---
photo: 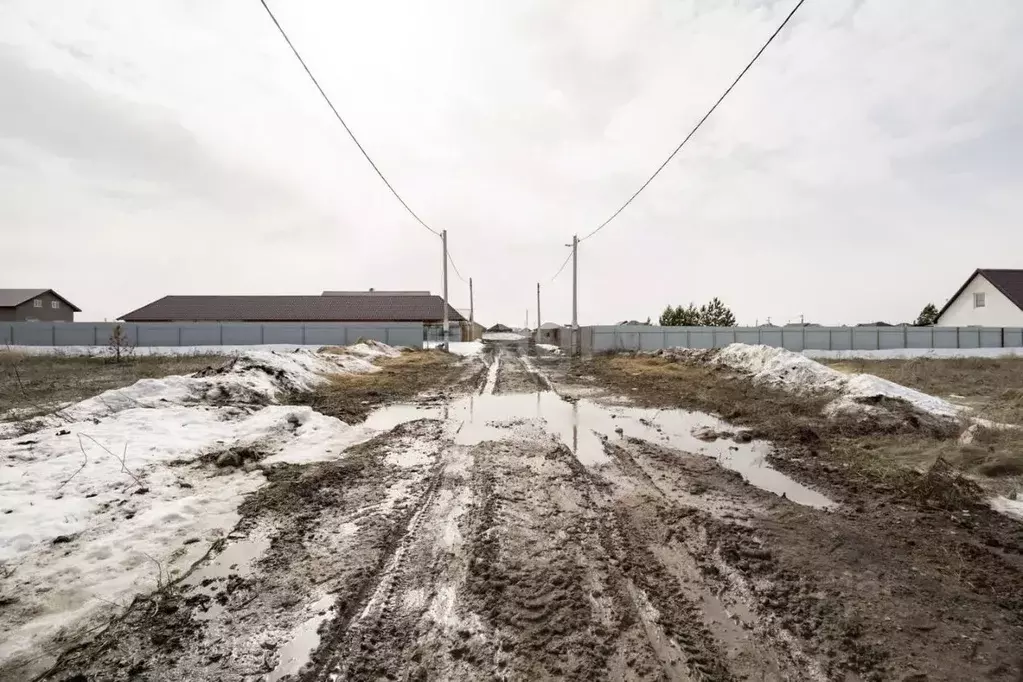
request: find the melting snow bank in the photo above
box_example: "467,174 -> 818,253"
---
990,496 -> 1023,521
709,344 -> 962,421
0,343 -> 396,675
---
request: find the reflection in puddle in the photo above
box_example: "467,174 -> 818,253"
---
362,392 -> 834,509
182,532 -> 271,620
268,593 -> 335,682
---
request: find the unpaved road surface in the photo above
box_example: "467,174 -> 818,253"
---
37,346 -> 1023,681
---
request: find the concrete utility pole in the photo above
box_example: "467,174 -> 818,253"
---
469,277 -> 475,341
571,234 -> 579,355
442,229 -> 449,349
536,282 -> 541,343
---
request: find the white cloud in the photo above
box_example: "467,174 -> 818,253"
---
1,0 -> 1021,325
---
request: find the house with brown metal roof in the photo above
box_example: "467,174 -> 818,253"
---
935,269 -> 1023,326
0,289 -> 80,322
119,291 -> 466,338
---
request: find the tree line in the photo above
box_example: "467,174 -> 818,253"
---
659,298 -> 736,327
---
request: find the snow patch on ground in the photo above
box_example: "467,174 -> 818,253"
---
445,341 -> 484,357
713,344 -> 962,419
0,343 -> 398,671
990,496 -> 1023,521
482,332 -> 527,342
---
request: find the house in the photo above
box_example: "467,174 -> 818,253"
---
537,322 -> 565,345
935,269 -> 1023,327
456,309 -> 485,341
120,291 -> 465,339
0,289 -> 80,322
487,323 -> 513,333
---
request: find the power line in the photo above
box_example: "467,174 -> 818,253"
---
579,0 -> 806,242
447,250 -> 468,284
258,0 -> 441,238
548,248 -> 573,283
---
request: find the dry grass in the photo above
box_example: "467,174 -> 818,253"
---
576,353 -> 1023,503
293,349 -> 465,423
823,357 -> 1023,426
0,351 -> 227,422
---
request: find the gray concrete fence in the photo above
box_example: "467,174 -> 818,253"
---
574,325 -> 1023,354
1,322 -> 426,348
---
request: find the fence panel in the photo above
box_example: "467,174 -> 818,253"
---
179,324 -> 223,346
3,322 -> 425,348
1006,329 -> 1023,347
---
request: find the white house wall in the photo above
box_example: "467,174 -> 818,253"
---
937,274 -> 1023,326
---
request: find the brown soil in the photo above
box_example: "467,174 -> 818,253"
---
541,352 -> 1023,681
291,349 -> 483,423
0,352 -> 228,424
27,347 -> 1023,682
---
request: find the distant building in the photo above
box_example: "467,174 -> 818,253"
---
537,322 -> 565,345
935,269 -> 1023,326
120,291 -> 464,339
0,289 -> 80,322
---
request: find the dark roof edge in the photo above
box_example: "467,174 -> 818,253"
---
979,269 -> 1023,312
11,288 -> 82,312
935,269 -> 1023,320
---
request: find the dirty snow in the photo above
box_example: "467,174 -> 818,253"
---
482,331 -> 526,342
990,495 -> 1023,521
0,343 -> 399,671
713,344 -> 962,419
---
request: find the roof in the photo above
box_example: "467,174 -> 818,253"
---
936,269 -> 1023,320
0,289 -> 81,312
539,322 -> 564,329
120,295 -> 465,322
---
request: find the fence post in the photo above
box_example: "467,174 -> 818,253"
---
801,325 -> 806,352
1002,327 -> 1005,348
828,327 -> 832,351
177,326 -> 182,347
956,327 -> 960,348
686,328 -> 691,348
260,325 -> 265,345
93,325 -> 98,346
220,324 -> 224,346
875,326 -> 880,350
663,329 -> 667,350
903,325 -> 908,349
344,326 -> 349,346
931,326 -> 935,348
758,327 -> 762,345
385,328 -> 390,345
302,324 -> 306,345
51,324 -> 56,346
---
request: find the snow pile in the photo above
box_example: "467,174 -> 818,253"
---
990,496 -> 1023,521
446,341 -> 484,357
713,344 -> 962,420
0,343 -> 395,672
483,331 -> 526,342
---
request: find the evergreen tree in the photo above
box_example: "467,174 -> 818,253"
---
914,303 -> 939,326
699,297 -> 737,327
659,305 -> 678,326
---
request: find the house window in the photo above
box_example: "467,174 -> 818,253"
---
33,299 -> 42,308
974,292 -> 986,308
51,300 -> 60,309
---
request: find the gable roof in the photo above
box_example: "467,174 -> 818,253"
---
120,295 -> 465,322
0,289 -> 81,312
936,269 -> 1023,320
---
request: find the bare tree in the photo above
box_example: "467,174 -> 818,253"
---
107,325 -> 136,363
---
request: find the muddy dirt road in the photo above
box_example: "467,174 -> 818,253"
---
39,346 -> 1022,681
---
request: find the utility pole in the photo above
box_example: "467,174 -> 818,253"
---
571,234 -> 579,355
469,277 -> 475,341
536,282 -> 541,344
441,230 -> 449,349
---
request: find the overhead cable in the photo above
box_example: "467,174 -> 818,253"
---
258,0 -> 441,238
579,0 -> 807,242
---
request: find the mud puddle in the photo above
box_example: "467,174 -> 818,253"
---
363,391 -> 834,508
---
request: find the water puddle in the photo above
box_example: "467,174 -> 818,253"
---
362,392 -> 834,509
182,532 -> 272,620
268,593 -> 335,682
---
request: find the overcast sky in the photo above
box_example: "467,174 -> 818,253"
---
2,0 -> 1022,326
